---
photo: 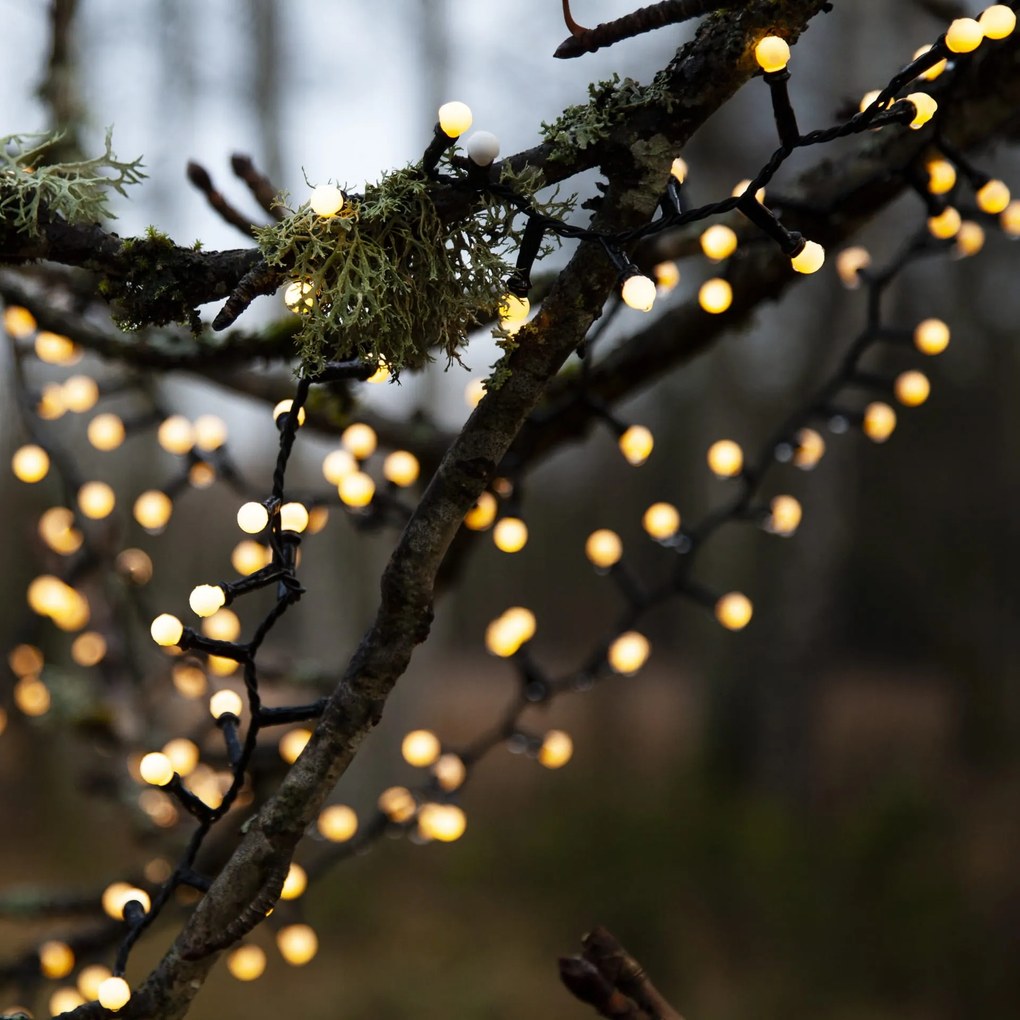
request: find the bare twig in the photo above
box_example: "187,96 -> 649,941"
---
186,161 -> 260,237
231,153 -> 286,221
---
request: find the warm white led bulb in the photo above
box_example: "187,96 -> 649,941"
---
139,751 -> 175,787
189,584 -> 226,618
438,101 -> 472,138
237,501 -> 269,534
309,184 -> 344,217
755,35 -> 790,72
791,240 -> 825,274
621,274 -> 656,312
150,613 -> 184,647
97,976 -> 131,1011
209,689 -> 243,719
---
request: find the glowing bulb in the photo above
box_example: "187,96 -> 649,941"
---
654,261 -> 680,291
140,751 -> 175,787
465,378 -> 487,407
585,529 -> 622,568
608,631 -> 650,675
836,246 -> 871,288
863,401 -> 897,442
715,592 -> 753,630
859,89 -> 881,113
9,643 -> 43,677
237,501 -> 269,534
280,501 -> 309,533
928,206 -> 961,239
209,689 -> 243,719
895,370 -> 930,407
904,92 -> 937,129
926,159 -> 956,195
914,44 -> 947,81
117,548 -> 153,584
383,451 -> 420,487
465,130 -> 500,165
485,607 -> 536,657
35,330 -> 79,364
767,495 -> 802,536
700,224 -> 738,261
914,318 -> 950,355
493,516 -> 528,553
71,631 -> 107,667
621,274 -> 656,312
133,490 -> 172,531
1001,200 -> 1020,235
77,964 -> 112,1001
38,941 -> 75,979
642,502 -> 680,539
379,785 -> 417,821
707,439 -> 744,478
341,422 -> 377,459
194,414 -> 228,449
417,803 -> 466,842
163,738 -> 199,776
172,662 -> 207,698
37,382 -> 65,420
433,753 -> 467,791
189,584 -> 226,618
228,945 -> 267,981
699,278 -> 732,314
976,178 -> 1010,214
231,540 -> 268,576
538,730 -> 573,769
97,976 -> 131,1011
954,221 -> 985,257
464,491 -> 497,530
322,449 -> 357,484
755,35 -> 790,72
150,613 -> 183,647
309,184 -> 344,216
731,178 -> 766,203
202,608 -> 241,642
670,157 -> 687,183
284,281 -> 314,312
318,804 -> 358,842
38,507 -> 82,555
273,399 -> 306,426
945,17 -> 984,52
618,424 -> 654,466
280,863 -> 307,900
338,471 -> 375,507
11,444 -> 49,483
78,480 -> 115,519
157,415 -> 195,455
402,729 -> 441,767
438,100 -> 472,138
14,676 -> 50,715
791,240 -> 825,274
279,728 -> 311,764
88,412 -> 126,450
61,375 -> 99,412
981,4 -> 1016,38
498,293 -> 530,334
3,305 -> 36,337
100,882 -> 135,919
366,358 -> 390,384
50,988 -> 86,1015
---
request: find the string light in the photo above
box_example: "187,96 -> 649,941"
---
790,240 -> 825,274
34,330 -> 79,365
9,643 -> 43,676
914,44 -> 947,81
272,399 -> 306,426
754,35 -> 791,73
537,730 -> 573,769
642,502 -> 680,539
71,631 -> 107,666
499,294 -> 530,333
493,516 -> 528,553
280,501 -> 310,533
715,592 -> 753,630
284,281 -> 314,313
607,631 -> 650,675
280,863 -> 308,900
133,490 -> 173,531
945,17 -> 984,52
279,728 -> 312,764
157,415 -> 195,455
237,501 -> 270,534
38,507 -> 84,554
150,613 -> 184,647
466,131 -> 500,166
417,803 -> 467,842
654,261 -> 680,291
88,412 -> 126,450
670,157 -> 687,183
203,608 -> 241,642
162,738 -> 200,776
438,101 -> 473,138
172,662 -> 207,698
14,676 -> 50,715
894,370 -> 931,407
401,729 -> 441,767
903,92 -> 937,129
707,439 -> 743,478
913,318 -> 950,355
378,786 -> 417,822
700,224 -> 738,261
38,940 -> 75,979
954,221 -> 985,257
139,752 -> 175,787
338,471 -> 375,507
433,753 -> 467,791
276,924 -> 319,966
927,206 -> 961,239
766,495 -> 802,537
97,976 -> 131,1012
318,804 -> 359,842
322,448 -> 357,484
61,374 -> 99,412
621,273 -> 657,312
50,989 -> 85,1015
699,278 -> 732,314
231,540 -> 270,575
485,607 -> 536,657
189,584 -> 226,617
77,964 -> 112,1001
3,304 -> 36,337
227,945 -> 267,981
976,178 -> 1011,214
78,480 -> 116,519
585,529 -> 623,568
341,423 -> 377,459
836,247 -> 871,288
37,381 -> 66,420
383,451 -> 420,487
464,492 -> 497,530
863,401 -> 897,442
926,158 -> 957,195
209,689 -> 243,719
979,5 -> 1017,38
618,424 -> 654,466
11,444 -> 49,483
465,378 -> 488,407
309,184 -> 345,217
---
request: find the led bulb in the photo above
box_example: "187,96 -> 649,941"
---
585,529 -> 622,569
35,330 -> 79,364
755,35 -> 790,72
537,730 -> 573,769
791,240 -> 825,274
642,502 -> 680,539
284,281 -> 314,313
280,863 -> 307,900
954,221 -> 985,257
318,804 -> 358,842
150,613 -> 183,647
97,976 -> 131,1011
11,444 -> 49,483
202,608 -> 241,642
133,490 -> 173,531
859,89 -> 881,114
699,278 -> 733,314
378,785 -> 417,821
3,305 -> 36,338
383,450 -> 420,487
976,178 -> 1010,214
465,130 -> 500,165
338,471 -> 375,507
926,159 -> 957,195
322,449 -> 356,484
237,501 -> 269,534
279,728 -> 312,764
157,415 -> 195,455
309,184 -> 344,217
61,375 -> 98,413
194,414 -> 228,450
498,293 -> 530,333
38,940 -> 75,979
78,481 -> 116,519
14,675 -> 51,715
715,592 -> 753,631
618,424 -> 654,466
433,753 -> 467,791
280,501 -> 309,533
417,803 -> 467,842
1000,200 -> 1020,235
117,548 -> 153,584
895,370 -> 931,407
767,495 -> 802,536
485,607 -> 536,657
438,100 -> 472,138
608,631 -> 650,675
273,399 -> 306,426
654,261 -> 680,291
209,689 -> 243,719
77,964 -> 112,1001
231,540 -> 269,576
980,4 -> 1017,39
836,246 -> 871,288
139,751 -> 175,787
700,224 -> 738,261
914,44 -> 947,81
341,422 -> 378,459
163,738 -> 199,776
863,401 -> 897,442
189,584 -> 226,617
621,274 -> 656,312
731,178 -> 766,203
904,92 -> 937,129
71,631 -> 107,667
493,516 -> 528,553
945,17 -> 984,52
402,729 -> 441,767
670,156 -> 688,183
228,945 -> 267,982
464,491 -> 497,530
928,206 -> 961,239
50,988 -> 86,1015
88,412 -> 126,451
914,318 -> 950,355
707,439 -> 744,478
9,643 -> 44,677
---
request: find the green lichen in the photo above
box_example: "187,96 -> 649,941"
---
255,159 -> 572,376
0,129 -> 145,233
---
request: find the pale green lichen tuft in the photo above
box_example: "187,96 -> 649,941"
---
0,129 -> 145,233
255,159 -> 572,376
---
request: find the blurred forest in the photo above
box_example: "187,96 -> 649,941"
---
2,2 -> 1020,1018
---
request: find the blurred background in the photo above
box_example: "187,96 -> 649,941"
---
2,1 -> 1020,1018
